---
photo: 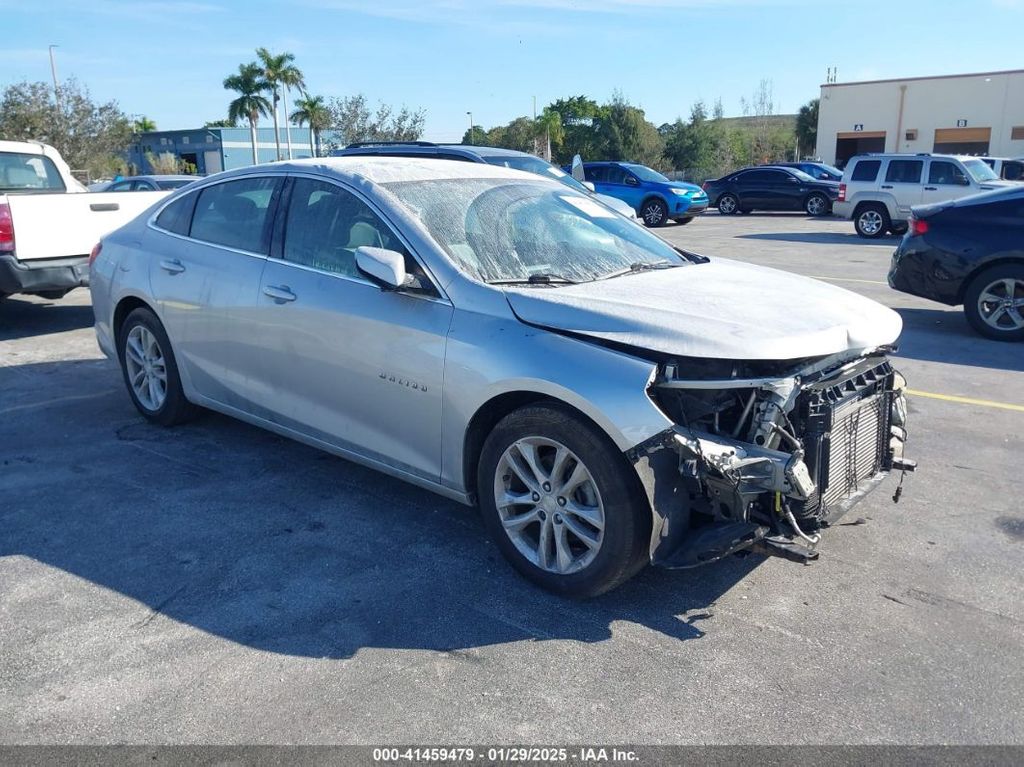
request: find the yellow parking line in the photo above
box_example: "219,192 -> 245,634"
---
811,275 -> 889,286
907,389 -> 1024,413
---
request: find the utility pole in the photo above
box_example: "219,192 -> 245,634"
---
48,45 -> 60,115
466,111 -> 473,143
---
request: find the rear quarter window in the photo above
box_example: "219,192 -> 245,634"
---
154,192 -> 197,236
850,160 -> 881,182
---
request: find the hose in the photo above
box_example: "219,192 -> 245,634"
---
784,506 -> 821,546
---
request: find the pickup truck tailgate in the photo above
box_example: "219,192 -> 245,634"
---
6,191 -> 169,261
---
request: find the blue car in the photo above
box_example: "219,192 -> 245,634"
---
580,161 -> 709,227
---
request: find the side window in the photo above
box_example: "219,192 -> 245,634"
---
154,192 -> 197,236
110,181 -> 134,192
605,165 -> 627,184
850,160 -> 881,181
740,170 -> 770,183
584,166 -> 606,183
189,177 -> 279,254
763,170 -> 789,183
928,161 -> 968,186
1002,161 -> 1024,181
885,160 -> 923,184
283,177 -> 407,281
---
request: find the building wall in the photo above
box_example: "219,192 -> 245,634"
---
816,70 -> 1024,166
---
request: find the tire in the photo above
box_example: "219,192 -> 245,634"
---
804,193 -> 830,217
674,217 -> 694,225
477,404 -> 651,598
854,203 -> 890,238
117,307 -> 199,425
962,264 -> 1024,342
717,193 -> 739,215
640,198 -> 668,227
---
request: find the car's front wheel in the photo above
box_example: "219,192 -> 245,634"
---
804,193 -> 830,216
477,404 -> 650,597
640,198 -> 668,227
674,217 -> 694,225
963,265 -> 1024,342
717,193 -> 739,215
118,307 -> 198,425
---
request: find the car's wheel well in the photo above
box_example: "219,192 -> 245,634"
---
113,296 -> 154,342
640,194 -> 666,211
957,257 -> 1024,304
853,200 -> 888,217
462,392 -> 613,503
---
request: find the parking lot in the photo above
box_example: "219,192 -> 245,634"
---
1,211 -> 1022,745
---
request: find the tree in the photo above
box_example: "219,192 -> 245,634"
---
595,93 -> 664,168
204,118 -> 236,128
548,95 -> 603,164
322,94 -> 425,150
133,116 -> 156,133
0,78 -> 132,178
796,98 -> 819,158
223,62 -> 272,165
290,93 -> 330,157
664,100 -> 720,177
256,47 -> 304,160
461,125 -> 487,145
533,107 -> 564,161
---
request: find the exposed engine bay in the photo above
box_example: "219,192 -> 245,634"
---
629,347 -> 916,568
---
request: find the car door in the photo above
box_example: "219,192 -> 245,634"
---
734,169 -> 771,208
763,169 -> 802,210
253,175 -> 453,482
881,159 -> 924,216
603,165 -> 646,211
147,175 -> 282,412
922,159 -> 973,205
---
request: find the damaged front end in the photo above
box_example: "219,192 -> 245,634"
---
629,349 -> 916,568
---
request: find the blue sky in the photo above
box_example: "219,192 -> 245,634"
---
2,0 -> 1022,141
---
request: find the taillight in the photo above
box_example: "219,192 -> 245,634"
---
0,202 -> 14,253
89,241 -> 102,267
911,218 -> 929,236
837,183 -> 846,202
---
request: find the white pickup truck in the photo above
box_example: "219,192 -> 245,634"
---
0,140 -> 172,300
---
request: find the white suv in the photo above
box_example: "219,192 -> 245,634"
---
834,153 -> 1013,238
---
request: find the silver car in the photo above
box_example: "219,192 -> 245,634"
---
90,158 -> 915,597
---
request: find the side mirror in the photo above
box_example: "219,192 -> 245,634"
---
356,246 -> 409,290
958,176 -> 971,186
625,176 -> 638,186
570,154 -> 585,182
583,181 -> 596,192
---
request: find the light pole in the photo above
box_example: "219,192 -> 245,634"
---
466,111 -> 473,143
48,45 -> 60,114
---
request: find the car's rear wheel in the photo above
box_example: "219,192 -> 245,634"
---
854,204 -> 890,238
118,307 -> 198,425
640,198 -> 668,227
477,404 -> 650,598
717,193 -> 739,215
804,193 -> 830,216
963,265 -> 1024,342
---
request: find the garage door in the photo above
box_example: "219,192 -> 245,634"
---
835,131 -> 886,167
933,127 -> 991,155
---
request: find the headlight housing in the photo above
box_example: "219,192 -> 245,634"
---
669,188 -> 690,196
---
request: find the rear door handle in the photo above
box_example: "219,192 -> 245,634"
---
159,258 -> 185,274
924,186 -> 937,191
263,284 -> 296,303
90,202 -> 120,212
880,185 -> 893,189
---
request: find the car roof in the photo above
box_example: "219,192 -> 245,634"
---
237,156 -> 541,185
338,143 -> 541,161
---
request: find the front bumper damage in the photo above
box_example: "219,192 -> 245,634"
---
629,349 -> 916,568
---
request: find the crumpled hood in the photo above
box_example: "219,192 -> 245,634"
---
504,258 -> 903,360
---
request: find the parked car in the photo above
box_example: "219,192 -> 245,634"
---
332,141 -> 637,220
580,161 -> 708,227
89,175 -> 199,192
0,140 -> 171,301
90,157 -> 914,596
773,161 -> 844,182
702,166 -> 839,216
979,157 -> 1024,182
890,186 -> 1024,342
834,153 -> 1014,239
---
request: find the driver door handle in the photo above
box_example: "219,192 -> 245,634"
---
159,258 -> 185,274
880,184 -> 893,189
924,186 -> 938,191
263,284 -> 296,303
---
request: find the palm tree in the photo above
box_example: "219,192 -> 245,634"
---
534,108 -> 563,161
133,116 -> 156,133
290,94 -> 330,158
256,47 -> 305,160
224,63 -> 272,165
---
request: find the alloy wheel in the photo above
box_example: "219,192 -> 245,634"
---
124,325 -> 168,411
806,195 -> 827,216
977,278 -> 1024,332
858,209 -> 883,235
493,437 -> 605,575
718,195 -> 737,214
642,201 -> 665,226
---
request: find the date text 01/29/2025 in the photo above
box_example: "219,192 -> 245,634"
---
372,746 -> 640,762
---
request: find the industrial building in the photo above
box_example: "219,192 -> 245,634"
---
815,69 -> 1024,167
126,126 -> 342,175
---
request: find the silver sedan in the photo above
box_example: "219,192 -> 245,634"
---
90,158 -> 914,596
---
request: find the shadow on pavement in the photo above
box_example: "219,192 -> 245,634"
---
893,306 -> 1024,373
0,294 -> 94,341
738,231 -> 897,246
1,359 -> 760,660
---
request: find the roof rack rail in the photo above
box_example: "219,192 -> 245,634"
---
344,141 -> 438,148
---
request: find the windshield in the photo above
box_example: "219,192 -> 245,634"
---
962,159 -> 1000,183
384,178 -> 686,284
625,164 -> 669,183
481,155 -> 592,194
0,152 -> 67,193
